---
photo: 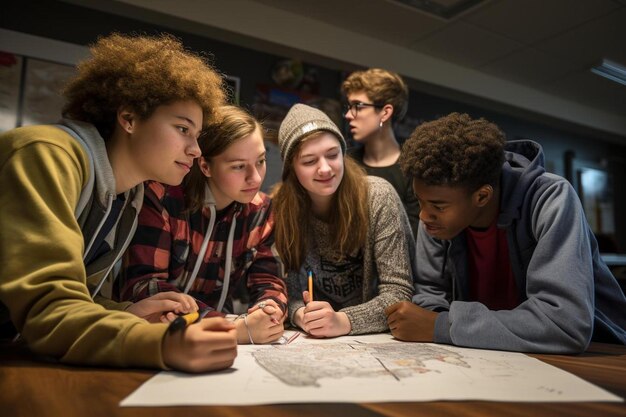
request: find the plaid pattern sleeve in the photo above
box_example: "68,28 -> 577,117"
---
120,182 -> 184,302
120,183 -> 287,315
244,197 -> 288,315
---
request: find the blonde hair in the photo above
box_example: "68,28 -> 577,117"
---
184,106 -> 262,212
273,131 -> 369,271
341,68 -> 408,122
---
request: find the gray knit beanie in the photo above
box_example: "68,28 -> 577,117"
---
278,103 -> 346,179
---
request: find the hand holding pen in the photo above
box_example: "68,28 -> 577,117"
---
300,269 -> 315,306
247,299 -> 284,324
234,301 -> 284,344
168,307 -> 213,332
162,314 -> 237,373
297,270 -> 352,338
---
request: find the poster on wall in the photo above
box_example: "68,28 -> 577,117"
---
0,51 -> 22,133
21,58 -> 76,126
252,58 -> 342,193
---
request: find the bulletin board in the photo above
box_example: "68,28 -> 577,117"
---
0,51 -> 76,132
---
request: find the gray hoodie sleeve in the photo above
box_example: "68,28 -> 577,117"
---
431,180 -> 594,353
412,227 -> 452,311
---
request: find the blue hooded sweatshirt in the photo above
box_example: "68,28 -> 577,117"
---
414,140 -> 626,353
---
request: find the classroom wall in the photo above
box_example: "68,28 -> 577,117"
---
2,0 -> 625,251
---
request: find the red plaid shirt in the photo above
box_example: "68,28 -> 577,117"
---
120,181 -> 287,315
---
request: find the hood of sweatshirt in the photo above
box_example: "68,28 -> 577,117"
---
183,183 -> 242,312
498,139 -> 546,227
59,118 -> 143,210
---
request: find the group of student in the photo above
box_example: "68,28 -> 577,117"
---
1,33 -> 625,374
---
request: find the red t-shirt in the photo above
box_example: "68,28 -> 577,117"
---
466,221 -> 519,310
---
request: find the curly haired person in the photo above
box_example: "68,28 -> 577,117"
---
0,33 -> 237,372
386,112 -> 625,353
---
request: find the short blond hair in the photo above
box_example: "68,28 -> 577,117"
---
341,68 -> 408,121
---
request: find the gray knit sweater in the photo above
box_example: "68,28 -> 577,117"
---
287,176 -> 416,334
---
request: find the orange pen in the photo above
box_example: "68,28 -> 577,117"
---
308,270 -> 314,301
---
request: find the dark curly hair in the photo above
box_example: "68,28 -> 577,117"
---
400,113 -> 506,191
62,33 -> 225,141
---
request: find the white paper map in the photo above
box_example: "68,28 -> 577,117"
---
121,333 -> 622,406
252,340 -> 470,386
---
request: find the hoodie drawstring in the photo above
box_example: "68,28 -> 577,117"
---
184,203 -> 216,295
215,218 -> 237,313
183,184 -> 238,314
88,193 -> 114,298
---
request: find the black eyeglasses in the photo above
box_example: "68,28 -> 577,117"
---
345,102 -> 383,118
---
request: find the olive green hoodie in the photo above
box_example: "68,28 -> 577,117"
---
0,120 -> 168,368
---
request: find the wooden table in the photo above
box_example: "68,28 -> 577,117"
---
1,341 -> 624,417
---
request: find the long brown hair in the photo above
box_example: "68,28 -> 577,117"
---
273,132 -> 369,271
184,105 -> 261,212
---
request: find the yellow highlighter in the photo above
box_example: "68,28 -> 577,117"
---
168,308 -> 210,332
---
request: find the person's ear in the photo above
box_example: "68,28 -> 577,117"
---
380,104 -> 394,124
117,108 -> 135,134
473,185 -> 493,208
199,156 -> 211,178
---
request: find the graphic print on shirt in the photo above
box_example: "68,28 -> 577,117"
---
305,251 -> 363,311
